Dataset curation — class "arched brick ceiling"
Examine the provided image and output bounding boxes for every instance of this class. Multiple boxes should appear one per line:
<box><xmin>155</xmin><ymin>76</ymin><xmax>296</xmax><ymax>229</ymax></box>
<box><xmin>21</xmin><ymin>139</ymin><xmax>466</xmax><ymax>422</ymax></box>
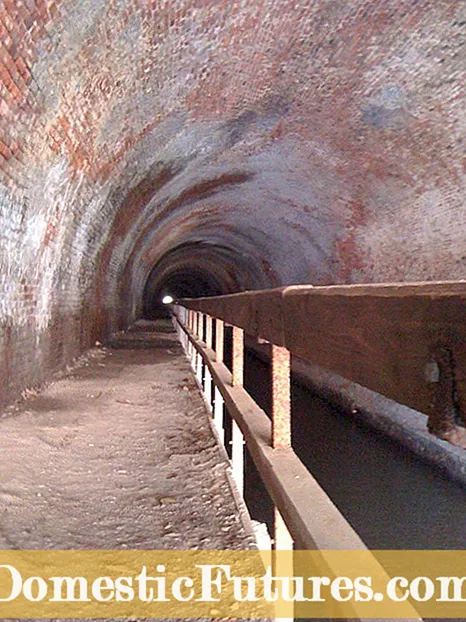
<box><xmin>0</xmin><ymin>0</ymin><xmax>464</xmax><ymax>404</ymax></box>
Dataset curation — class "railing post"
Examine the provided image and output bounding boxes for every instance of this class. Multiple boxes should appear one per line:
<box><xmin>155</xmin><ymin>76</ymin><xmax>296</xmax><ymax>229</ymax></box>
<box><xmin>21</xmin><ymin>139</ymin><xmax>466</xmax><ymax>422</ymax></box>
<box><xmin>274</xmin><ymin>506</ymin><xmax>294</xmax><ymax>550</ymax></box>
<box><xmin>191</xmin><ymin>312</ymin><xmax>197</xmax><ymax>368</ymax></box>
<box><xmin>215</xmin><ymin>318</ymin><xmax>224</xmax><ymax>363</ymax></box>
<box><xmin>231</xmin><ymin>326</ymin><xmax>244</xmax><ymax>387</ymax></box>
<box><xmin>204</xmin><ymin>366</ymin><xmax>213</xmax><ymax>412</ymax></box>
<box><xmin>204</xmin><ymin>315</ymin><xmax>213</xmax><ymax>410</ymax></box>
<box><xmin>199</xmin><ymin>312</ymin><xmax>204</xmax><ymax>341</ymax></box>
<box><xmin>271</xmin><ymin>343</ymin><xmax>294</xmax><ymax>577</ymax></box>
<box><xmin>232</xmin><ymin>419</ymin><xmax>244</xmax><ymax>495</ymax></box>
<box><xmin>213</xmin><ymin>318</ymin><xmax>225</xmax><ymax>442</ymax></box>
<box><xmin>187</xmin><ymin>310</ymin><xmax>193</xmax><ymax>360</ymax></box>
<box><xmin>206</xmin><ymin>315</ymin><xmax>213</xmax><ymax>350</ymax></box>
<box><xmin>271</xmin><ymin>344</ymin><xmax>291</xmax><ymax>449</ymax></box>
<box><xmin>183</xmin><ymin>308</ymin><xmax>188</xmax><ymax>350</ymax></box>
<box><xmin>196</xmin><ymin>313</ymin><xmax>203</xmax><ymax>384</ymax></box>
<box><xmin>273</xmin><ymin>507</ymin><xmax>294</xmax><ymax>622</ymax></box>
<box><xmin>214</xmin><ymin>386</ymin><xmax>224</xmax><ymax>444</ymax></box>
<box><xmin>196</xmin><ymin>354</ymin><xmax>203</xmax><ymax>384</ymax></box>
<box><xmin>231</xmin><ymin>326</ymin><xmax>245</xmax><ymax>495</ymax></box>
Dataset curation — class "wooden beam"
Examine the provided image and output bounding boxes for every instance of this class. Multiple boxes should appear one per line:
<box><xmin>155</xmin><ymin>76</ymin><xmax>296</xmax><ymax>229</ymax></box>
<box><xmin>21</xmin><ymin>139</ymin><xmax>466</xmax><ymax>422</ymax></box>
<box><xmin>180</xmin><ymin>288</ymin><xmax>287</xmax><ymax>346</ymax></box>
<box><xmin>282</xmin><ymin>283</ymin><xmax>466</xmax><ymax>437</ymax></box>
<box><xmin>179</xmin><ymin>281</ymin><xmax>466</xmax><ymax>441</ymax></box>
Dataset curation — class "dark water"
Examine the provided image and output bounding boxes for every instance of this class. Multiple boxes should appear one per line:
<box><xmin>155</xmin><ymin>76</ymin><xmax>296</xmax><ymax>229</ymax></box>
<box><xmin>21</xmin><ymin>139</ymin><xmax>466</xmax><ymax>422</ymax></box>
<box><xmin>242</xmin><ymin>350</ymin><xmax>466</xmax><ymax>551</ymax></box>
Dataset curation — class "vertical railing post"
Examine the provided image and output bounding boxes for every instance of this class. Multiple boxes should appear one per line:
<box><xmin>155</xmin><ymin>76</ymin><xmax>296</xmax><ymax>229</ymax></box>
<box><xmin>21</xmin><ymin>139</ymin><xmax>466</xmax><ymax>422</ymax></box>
<box><xmin>187</xmin><ymin>310</ymin><xmax>193</xmax><ymax>360</ymax></box>
<box><xmin>271</xmin><ymin>344</ymin><xmax>291</xmax><ymax>449</ymax></box>
<box><xmin>231</xmin><ymin>326</ymin><xmax>244</xmax><ymax>387</ymax></box>
<box><xmin>232</xmin><ymin>419</ymin><xmax>244</xmax><ymax>495</ymax></box>
<box><xmin>204</xmin><ymin>367</ymin><xmax>213</xmax><ymax>412</ymax></box>
<box><xmin>271</xmin><ymin>342</ymin><xmax>294</xmax><ymax>573</ymax></box>
<box><xmin>273</xmin><ymin>507</ymin><xmax>294</xmax><ymax>622</ymax></box>
<box><xmin>213</xmin><ymin>318</ymin><xmax>225</xmax><ymax>442</ymax></box>
<box><xmin>183</xmin><ymin>308</ymin><xmax>188</xmax><ymax>350</ymax></box>
<box><xmin>196</xmin><ymin>313</ymin><xmax>203</xmax><ymax>385</ymax></box>
<box><xmin>204</xmin><ymin>316</ymin><xmax>213</xmax><ymax>410</ymax></box>
<box><xmin>231</xmin><ymin>326</ymin><xmax>245</xmax><ymax>494</ymax></box>
<box><xmin>274</xmin><ymin>507</ymin><xmax>294</xmax><ymax>550</ymax></box>
<box><xmin>191</xmin><ymin>311</ymin><xmax>197</xmax><ymax>368</ymax></box>
<box><xmin>214</xmin><ymin>386</ymin><xmax>224</xmax><ymax>443</ymax></box>
<box><xmin>215</xmin><ymin>318</ymin><xmax>224</xmax><ymax>362</ymax></box>
<box><xmin>206</xmin><ymin>315</ymin><xmax>213</xmax><ymax>350</ymax></box>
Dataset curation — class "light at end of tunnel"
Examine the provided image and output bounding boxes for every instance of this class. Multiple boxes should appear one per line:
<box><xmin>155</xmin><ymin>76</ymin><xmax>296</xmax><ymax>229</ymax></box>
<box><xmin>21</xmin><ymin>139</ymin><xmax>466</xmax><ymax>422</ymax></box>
<box><xmin>162</xmin><ymin>295</ymin><xmax>174</xmax><ymax>305</ymax></box>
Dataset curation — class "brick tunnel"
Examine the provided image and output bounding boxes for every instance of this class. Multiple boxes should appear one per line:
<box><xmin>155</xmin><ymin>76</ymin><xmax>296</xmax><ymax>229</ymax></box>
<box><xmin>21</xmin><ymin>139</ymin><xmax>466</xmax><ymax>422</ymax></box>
<box><xmin>1</xmin><ymin>0</ymin><xmax>464</xmax><ymax>408</ymax></box>
<box><xmin>0</xmin><ymin>0</ymin><xmax>466</xmax><ymax>609</ymax></box>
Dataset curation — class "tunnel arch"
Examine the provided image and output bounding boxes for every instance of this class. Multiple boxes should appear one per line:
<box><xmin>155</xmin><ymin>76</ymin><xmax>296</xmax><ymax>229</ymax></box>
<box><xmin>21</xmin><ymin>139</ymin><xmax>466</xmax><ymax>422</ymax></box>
<box><xmin>0</xmin><ymin>0</ymin><xmax>464</xmax><ymax>407</ymax></box>
<box><xmin>141</xmin><ymin>240</ymin><xmax>265</xmax><ymax>318</ymax></box>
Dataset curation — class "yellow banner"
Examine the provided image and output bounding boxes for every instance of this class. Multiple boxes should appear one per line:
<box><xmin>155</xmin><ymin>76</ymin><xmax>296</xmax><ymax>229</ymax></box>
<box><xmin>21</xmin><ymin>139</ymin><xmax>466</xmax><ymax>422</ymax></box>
<box><xmin>3</xmin><ymin>550</ymin><xmax>466</xmax><ymax>618</ymax></box>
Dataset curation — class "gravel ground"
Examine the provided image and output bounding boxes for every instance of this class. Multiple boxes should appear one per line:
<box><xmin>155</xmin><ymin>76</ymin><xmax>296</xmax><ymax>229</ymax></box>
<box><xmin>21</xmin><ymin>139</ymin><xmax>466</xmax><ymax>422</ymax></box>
<box><xmin>0</xmin><ymin>319</ymin><xmax>259</xmax><ymax>621</ymax></box>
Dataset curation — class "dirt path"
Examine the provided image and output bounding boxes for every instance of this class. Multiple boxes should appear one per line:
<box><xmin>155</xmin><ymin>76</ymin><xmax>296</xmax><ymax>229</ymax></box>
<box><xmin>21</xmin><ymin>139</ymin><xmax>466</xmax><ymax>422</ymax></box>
<box><xmin>0</xmin><ymin>320</ymin><xmax>254</xmax><ymax>552</ymax></box>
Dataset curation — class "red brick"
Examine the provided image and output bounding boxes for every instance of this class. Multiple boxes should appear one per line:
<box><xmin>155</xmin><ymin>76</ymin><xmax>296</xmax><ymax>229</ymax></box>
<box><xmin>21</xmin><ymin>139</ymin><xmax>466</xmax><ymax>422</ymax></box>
<box><xmin>0</xmin><ymin>0</ymin><xmax>464</xmax><ymax>413</ymax></box>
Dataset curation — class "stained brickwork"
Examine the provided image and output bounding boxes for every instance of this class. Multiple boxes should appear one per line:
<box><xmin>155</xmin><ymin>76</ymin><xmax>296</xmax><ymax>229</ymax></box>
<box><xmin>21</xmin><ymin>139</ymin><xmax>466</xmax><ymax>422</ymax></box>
<box><xmin>0</xmin><ymin>0</ymin><xmax>464</xmax><ymax>406</ymax></box>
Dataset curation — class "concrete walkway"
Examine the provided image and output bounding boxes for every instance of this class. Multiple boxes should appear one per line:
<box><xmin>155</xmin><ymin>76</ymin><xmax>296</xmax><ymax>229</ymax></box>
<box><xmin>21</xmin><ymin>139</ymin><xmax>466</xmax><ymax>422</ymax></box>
<box><xmin>0</xmin><ymin>320</ymin><xmax>254</xmax><ymax>551</ymax></box>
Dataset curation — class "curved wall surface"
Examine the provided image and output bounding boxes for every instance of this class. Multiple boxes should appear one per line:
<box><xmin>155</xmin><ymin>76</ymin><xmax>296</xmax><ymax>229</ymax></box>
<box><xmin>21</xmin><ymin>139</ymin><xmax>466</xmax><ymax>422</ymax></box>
<box><xmin>0</xmin><ymin>0</ymin><xmax>464</xmax><ymax>405</ymax></box>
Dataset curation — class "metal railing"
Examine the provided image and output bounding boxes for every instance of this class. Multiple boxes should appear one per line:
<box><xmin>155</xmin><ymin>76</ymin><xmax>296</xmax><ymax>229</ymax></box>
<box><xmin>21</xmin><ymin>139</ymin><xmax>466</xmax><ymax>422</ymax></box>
<box><xmin>170</xmin><ymin>281</ymin><xmax>466</xmax><ymax>622</ymax></box>
<box><xmin>172</xmin><ymin>302</ymin><xmax>424</xmax><ymax>622</ymax></box>
<box><xmin>173</xmin><ymin>299</ymin><xmax>372</xmax><ymax>555</ymax></box>
<box><xmin>171</xmin><ymin>278</ymin><xmax>466</xmax><ymax>548</ymax></box>
<box><xmin>175</xmin><ymin>281</ymin><xmax>466</xmax><ymax>444</ymax></box>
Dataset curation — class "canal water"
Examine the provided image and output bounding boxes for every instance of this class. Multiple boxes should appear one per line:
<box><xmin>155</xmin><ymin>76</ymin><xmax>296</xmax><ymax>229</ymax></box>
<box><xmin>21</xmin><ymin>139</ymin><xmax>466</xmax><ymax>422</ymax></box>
<box><xmin>242</xmin><ymin>349</ymin><xmax>466</xmax><ymax>550</ymax></box>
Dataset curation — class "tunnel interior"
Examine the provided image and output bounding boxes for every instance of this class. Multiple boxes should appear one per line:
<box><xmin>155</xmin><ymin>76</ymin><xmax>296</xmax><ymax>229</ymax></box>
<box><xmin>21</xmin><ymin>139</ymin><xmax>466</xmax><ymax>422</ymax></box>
<box><xmin>0</xmin><ymin>0</ymin><xmax>464</xmax><ymax>407</ymax></box>
<box><xmin>144</xmin><ymin>267</ymin><xmax>220</xmax><ymax>319</ymax></box>
<box><xmin>141</xmin><ymin>240</ymin><xmax>261</xmax><ymax>318</ymax></box>
<box><xmin>144</xmin><ymin>270</ymin><xmax>219</xmax><ymax>319</ymax></box>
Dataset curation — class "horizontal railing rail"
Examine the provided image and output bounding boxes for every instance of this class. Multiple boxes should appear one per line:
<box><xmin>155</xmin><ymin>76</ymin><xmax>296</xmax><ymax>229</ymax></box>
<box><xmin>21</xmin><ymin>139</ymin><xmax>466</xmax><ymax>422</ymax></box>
<box><xmin>177</xmin><ymin>281</ymin><xmax>466</xmax><ymax>445</ymax></box>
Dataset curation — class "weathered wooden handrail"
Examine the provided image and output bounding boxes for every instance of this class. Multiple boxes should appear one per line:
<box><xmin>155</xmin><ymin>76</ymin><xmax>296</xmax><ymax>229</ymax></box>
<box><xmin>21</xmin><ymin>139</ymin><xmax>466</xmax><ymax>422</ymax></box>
<box><xmin>172</xmin><ymin>304</ymin><xmax>422</xmax><ymax>621</ymax></box>
<box><xmin>173</xmin><ymin>304</ymin><xmax>369</xmax><ymax>552</ymax></box>
<box><xmin>179</xmin><ymin>281</ymin><xmax>466</xmax><ymax>447</ymax></box>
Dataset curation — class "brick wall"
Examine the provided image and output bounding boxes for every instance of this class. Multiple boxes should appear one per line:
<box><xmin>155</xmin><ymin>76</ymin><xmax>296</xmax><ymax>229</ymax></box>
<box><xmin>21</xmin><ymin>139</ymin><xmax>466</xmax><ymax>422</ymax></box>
<box><xmin>0</xmin><ymin>0</ymin><xmax>464</xmax><ymax>407</ymax></box>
